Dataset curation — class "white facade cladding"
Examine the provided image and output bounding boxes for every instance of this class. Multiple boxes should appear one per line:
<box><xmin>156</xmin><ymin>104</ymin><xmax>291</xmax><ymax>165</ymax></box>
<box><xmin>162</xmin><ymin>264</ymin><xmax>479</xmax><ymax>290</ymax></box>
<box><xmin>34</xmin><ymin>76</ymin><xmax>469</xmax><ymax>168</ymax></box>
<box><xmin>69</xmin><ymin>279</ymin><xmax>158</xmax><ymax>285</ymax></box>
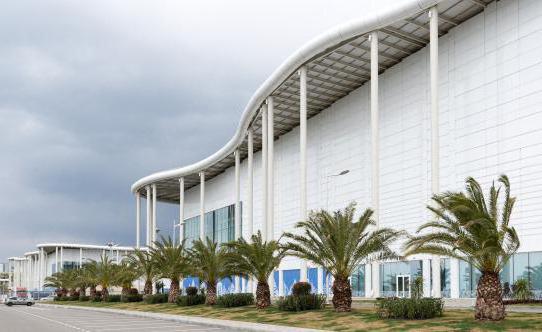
<box><xmin>8</xmin><ymin>244</ymin><xmax>137</xmax><ymax>295</ymax></box>
<box><xmin>132</xmin><ymin>0</ymin><xmax>542</xmax><ymax>298</ymax></box>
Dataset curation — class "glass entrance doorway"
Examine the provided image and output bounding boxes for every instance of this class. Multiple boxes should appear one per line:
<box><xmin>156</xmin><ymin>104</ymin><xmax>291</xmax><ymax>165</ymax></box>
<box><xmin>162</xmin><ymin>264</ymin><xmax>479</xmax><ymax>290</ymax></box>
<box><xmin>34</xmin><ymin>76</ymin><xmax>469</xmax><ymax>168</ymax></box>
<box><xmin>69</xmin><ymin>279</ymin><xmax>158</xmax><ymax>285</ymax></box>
<box><xmin>396</xmin><ymin>275</ymin><xmax>410</xmax><ymax>298</ymax></box>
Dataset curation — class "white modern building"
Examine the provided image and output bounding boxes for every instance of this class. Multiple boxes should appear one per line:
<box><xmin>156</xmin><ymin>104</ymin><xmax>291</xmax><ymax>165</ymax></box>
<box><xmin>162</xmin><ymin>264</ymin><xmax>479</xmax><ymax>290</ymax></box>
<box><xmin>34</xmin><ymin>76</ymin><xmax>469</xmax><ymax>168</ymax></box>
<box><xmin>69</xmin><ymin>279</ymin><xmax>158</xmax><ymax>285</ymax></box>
<box><xmin>132</xmin><ymin>0</ymin><xmax>542</xmax><ymax>299</ymax></box>
<box><xmin>9</xmin><ymin>243</ymin><xmax>137</xmax><ymax>295</ymax></box>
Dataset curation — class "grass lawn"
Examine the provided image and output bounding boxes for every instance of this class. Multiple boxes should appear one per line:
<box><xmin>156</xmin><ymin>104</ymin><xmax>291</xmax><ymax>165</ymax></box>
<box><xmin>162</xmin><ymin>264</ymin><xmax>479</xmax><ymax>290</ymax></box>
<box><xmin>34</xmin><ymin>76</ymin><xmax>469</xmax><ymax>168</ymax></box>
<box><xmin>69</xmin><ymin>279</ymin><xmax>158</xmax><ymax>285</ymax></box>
<box><xmin>47</xmin><ymin>301</ymin><xmax>542</xmax><ymax>331</ymax></box>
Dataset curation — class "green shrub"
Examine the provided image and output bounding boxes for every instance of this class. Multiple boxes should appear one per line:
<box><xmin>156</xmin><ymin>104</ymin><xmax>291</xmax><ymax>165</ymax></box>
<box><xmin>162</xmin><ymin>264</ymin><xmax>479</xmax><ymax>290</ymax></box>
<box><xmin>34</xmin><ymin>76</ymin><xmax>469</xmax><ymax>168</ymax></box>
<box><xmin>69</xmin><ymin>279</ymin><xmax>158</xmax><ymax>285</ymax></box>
<box><xmin>185</xmin><ymin>287</ymin><xmax>198</xmax><ymax>296</ymax></box>
<box><xmin>376</xmin><ymin>298</ymin><xmax>444</xmax><ymax>320</ymax></box>
<box><xmin>277</xmin><ymin>294</ymin><xmax>326</xmax><ymax>312</ymax></box>
<box><xmin>78</xmin><ymin>296</ymin><xmax>90</xmax><ymax>301</ymax></box>
<box><xmin>67</xmin><ymin>295</ymin><xmax>79</xmax><ymax>301</ymax></box>
<box><xmin>143</xmin><ymin>293</ymin><xmax>168</xmax><ymax>304</ymax></box>
<box><xmin>105</xmin><ymin>295</ymin><xmax>122</xmax><ymax>302</ymax></box>
<box><xmin>54</xmin><ymin>296</ymin><xmax>70</xmax><ymax>301</ymax></box>
<box><xmin>121</xmin><ymin>294</ymin><xmax>143</xmax><ymax>302</ymax></box>
<box><xmin>176</xmin><ymin>294</ymin><xmax>206</xmax><ymax>306</ymax></box>
<box><xmin>292</xmin><ymin>282</ymin><xmax>312</xmax><ymax>297</ymax></box>
<box><xmin>513</xmin><ymin>278</ymin><xmax>533</xmax><ymax>301</ymax></box>
<box><xmin>216</xmin><ymin>293</ymin><xmax>254</xmax><ymax>308</ymax></box>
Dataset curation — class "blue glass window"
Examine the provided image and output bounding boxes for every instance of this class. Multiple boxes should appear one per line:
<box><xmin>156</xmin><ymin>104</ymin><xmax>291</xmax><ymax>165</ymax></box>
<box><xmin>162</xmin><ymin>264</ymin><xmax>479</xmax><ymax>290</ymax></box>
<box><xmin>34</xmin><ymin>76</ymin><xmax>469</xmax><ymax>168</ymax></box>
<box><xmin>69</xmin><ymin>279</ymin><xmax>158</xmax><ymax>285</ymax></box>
<box><xmin>308</xmin><ymin>268</ymin><xmax>318</xmax><ymax>293</ymax></box>
<box><xmin>351</xmin><ymin>265</ymin><xmax>365</xmax><ymax>297</ymax></box>
<box><xmin>440</xmin><ymin>258</ymin><xmax>450</xmax><ymax>298</ymax></box>
<box><xmin>283</xmin><ymin>269</ymin><xmax>300</xmax><ymax>295</ymax></box>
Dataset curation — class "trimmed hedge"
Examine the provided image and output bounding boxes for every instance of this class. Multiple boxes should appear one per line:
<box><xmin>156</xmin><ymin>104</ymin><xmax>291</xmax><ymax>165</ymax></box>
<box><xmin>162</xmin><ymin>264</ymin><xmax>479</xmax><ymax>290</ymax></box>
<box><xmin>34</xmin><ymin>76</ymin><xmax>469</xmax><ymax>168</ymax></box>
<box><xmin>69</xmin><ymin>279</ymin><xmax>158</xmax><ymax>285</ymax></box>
<box><xmin>79</xmin><ymin>296</ymin><xmax>90</xmax><ymax>301</ymax></box>
<box><xmin>121</xmin><ymin>294</ymin><xmax>143</xmax><ymax>303</ymax></box>
<box><xmin>292</xmin><ymin>282</ymin><xmax>312</xmax><ymax>297</ymax></box>
<box><xmin>277</xmin><ymin>294</ymin><xmax>326</xmax><ymax>312</ymax></box>
<box><xmin>376</xmin><ymin>298</ymin><xmax>444</xmax><ymax>320</ymax></box>
<box><xmin>54</xmin><ymin>296</ymin><xmax>68</xmax><ymax>301</ymax></box>
<box><xmin>176</xmin><ymin>294</ymin><xmax>206</xmax><ymax>306</ymax></box>
<box><xmin>504</xmin><ymin>299</ymin><xmax>542</xmax><ymax>305</ymax></box>
<box><xmin>216</xmin><ymin>293</ymin><xmax>254</xmax><ymax>308</ymax></box>
<box><xmin>143</xmin><ymin>293</ymin><xmax>168</xmax><ymax>304</ymax></box>
<box><xmin>105</xmin><ymin>295</ymin><xmax>122</xmax><ymax>302</ymax></box>
<box><xmin>185</xmin><ymin>287</ymin><xmax>199</xmax><ymax>296</ymax></box>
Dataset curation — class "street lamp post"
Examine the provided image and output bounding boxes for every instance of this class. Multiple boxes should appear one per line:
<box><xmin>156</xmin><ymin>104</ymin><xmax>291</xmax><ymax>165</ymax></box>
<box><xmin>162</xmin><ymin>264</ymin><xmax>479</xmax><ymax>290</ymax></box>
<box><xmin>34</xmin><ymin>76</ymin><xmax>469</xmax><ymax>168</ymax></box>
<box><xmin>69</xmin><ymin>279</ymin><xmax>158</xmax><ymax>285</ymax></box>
<box><xmin>325</xmin><ymin>170</ymin><xmax>350</xmax><ymax>209</ymax></box>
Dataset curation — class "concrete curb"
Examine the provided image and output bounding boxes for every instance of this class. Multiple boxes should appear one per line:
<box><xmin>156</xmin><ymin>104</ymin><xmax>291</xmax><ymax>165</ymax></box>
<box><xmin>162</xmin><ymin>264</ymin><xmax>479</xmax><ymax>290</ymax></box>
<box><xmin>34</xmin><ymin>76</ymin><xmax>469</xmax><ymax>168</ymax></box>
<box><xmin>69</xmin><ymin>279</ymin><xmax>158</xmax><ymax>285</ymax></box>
<box><xmin>38</xmin><ymin>303</ymin><xmax>325</xmax><ymax>332</ymax></box>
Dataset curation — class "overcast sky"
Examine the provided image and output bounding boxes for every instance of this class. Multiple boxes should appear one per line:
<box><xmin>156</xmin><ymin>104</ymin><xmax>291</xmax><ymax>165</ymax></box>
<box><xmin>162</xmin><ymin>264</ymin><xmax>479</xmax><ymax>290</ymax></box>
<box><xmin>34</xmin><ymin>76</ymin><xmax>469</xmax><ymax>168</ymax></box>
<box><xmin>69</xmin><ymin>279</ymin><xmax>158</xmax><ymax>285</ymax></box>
<box><xmin>0</xmin><ymin>0</ymin><xmax>396</xmax><ymax>259</ymax></box>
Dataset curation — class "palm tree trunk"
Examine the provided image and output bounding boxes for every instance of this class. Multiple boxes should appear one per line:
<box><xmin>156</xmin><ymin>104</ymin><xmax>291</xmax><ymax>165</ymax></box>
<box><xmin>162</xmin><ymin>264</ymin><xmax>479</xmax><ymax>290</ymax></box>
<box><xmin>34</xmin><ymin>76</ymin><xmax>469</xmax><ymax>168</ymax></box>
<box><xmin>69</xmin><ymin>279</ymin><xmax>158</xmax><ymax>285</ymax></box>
<box><xmin>168</xmin><ymin>278</ymin><xmax>180</xmax><ymax>303</ymax></box>
<box><xmin>144</xmin><ymin>280</ymin><xmax>152</xmax><ymax>295</ymax></box>
<box><xmin>206</xmin><ymin>282</ymin><xmax>217</xmax><ymax>305</ymax></box>
<box><xmin>102</xmin><ymin>287</ymin><xmax>109</xmax><ymax>301</ymax></box>
<box><xmin>256</xmin><ymin>281</ymin><xmax>271</xmax><ymax>309</ymax></box>
<box><xmin>332</xmin><ymin>276</ymin><xmax>352</xmax><ymax>312</ymax></box>
<box><xmin>79</xmin><ymin>287</ymin><xmax>86</xmax><ymax>300</ymax></box>
<box><xmin>475</xmin><ymin>272</ymin><xmax>505</xmax><ymax>321</ymax></box>
<box><xmin>89</xmin><ymin>286</ymin><xmax>96</xmax><ymax>300</ymax></box>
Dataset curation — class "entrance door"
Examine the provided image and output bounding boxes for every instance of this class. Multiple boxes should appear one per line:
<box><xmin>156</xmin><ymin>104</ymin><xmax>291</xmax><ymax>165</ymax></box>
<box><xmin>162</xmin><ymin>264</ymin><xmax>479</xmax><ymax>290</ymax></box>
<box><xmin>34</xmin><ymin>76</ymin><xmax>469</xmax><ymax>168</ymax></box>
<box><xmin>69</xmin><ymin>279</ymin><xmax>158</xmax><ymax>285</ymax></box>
<box><xmin>396</xmin><ymin>275</ymin><xmax>410</xmax><ymax>298</ymax></box>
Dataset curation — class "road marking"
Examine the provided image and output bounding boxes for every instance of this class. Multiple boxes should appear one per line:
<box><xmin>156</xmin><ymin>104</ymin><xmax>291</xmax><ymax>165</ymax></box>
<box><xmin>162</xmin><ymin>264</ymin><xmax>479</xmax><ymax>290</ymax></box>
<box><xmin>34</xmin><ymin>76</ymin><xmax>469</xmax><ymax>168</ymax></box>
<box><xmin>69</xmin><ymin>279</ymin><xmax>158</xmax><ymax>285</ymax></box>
<box><xmin>10</xmin><ymin>307</ymin><xmax>90</xmax><ymax>331</ymax></box>
<box><xmin>95</xmin><ymin>325</ymin><xmax>210</xmax><ymax>331</ymax></box>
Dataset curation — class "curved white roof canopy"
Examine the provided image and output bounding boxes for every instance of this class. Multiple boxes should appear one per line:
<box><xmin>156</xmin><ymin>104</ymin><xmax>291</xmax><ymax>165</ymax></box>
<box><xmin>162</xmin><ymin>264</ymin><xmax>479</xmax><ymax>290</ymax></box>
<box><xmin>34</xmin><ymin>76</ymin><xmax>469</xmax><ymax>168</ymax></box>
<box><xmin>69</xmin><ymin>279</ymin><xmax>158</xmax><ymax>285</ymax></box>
<box><xmin>36</xmin><ymin>243</ymin><xmax>136</xmax><ymax>254</ymax></box>
<box><xmin>132</xmin><ymin>0</ymin><xmax>491</xmax><ymax>202</ymax></box>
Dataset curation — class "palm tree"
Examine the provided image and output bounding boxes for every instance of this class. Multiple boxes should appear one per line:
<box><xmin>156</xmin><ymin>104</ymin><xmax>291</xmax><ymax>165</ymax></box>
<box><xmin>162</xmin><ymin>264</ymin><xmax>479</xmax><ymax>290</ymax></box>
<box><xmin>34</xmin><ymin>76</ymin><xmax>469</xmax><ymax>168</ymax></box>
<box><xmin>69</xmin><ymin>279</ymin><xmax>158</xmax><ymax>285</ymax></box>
<box><xmin>74</xmin><ymin>264</ymin><xmax>97</xmax><ymax>299</ymax></box>
<box><xmin>283</xmin><ymin>204</ymin><xmax>402</xmax><ymax>312</ymax></box>
<box><xmin>223</xmin><ymin>231</ymin><xmax>285</xmax><ymax>309</ymax></box>
<box><xmin>404</xmin><ymin>175</ymin><xmax>519</xmax><ymax>321</ymax></box>
<box><xmin>89</xmin><ymin>254</ymin><xmax>118</xmax><ymax>301</ymax></box>
<box><xmin>187</xmin><ymin>237</ymin><xmax>231</xmax><ymax>305</ymax></box>
<box><xmin>44</xmin><ymin>272</ymin><xmax>69</xmax><ymax>297</ymax></box>
<box><xmin>82</xmin><ymin>261</ymin><xmax>100</xmax><ymax>300</ymax></box>
<box><xmin>150</xmin><ymin>236</ymin><xmax>190</xmax><ymax>303</ymax></box>
<box><xmin>114</xmin><ymin>261</ymin><xmax>139</xmax><ymax>296</ymax></box>
<box><xmin>127</xmin><ymin>249</ymin><xmax>155</xmax><ymax>295</ymax></box>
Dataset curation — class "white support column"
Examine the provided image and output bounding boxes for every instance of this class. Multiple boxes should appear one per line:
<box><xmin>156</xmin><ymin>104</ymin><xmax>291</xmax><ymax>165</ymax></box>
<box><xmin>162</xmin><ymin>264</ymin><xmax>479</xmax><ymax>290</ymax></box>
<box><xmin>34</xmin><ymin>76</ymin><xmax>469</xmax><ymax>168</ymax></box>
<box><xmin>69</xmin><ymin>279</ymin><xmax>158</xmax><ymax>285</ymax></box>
<box><xmin>450</xmin><ymin>258</ymin><xmax>460</xmax><ymax>298</ymax></box>
<box><xmin>199</xmin><ymin>171</ymin><xmax>205</xmax><ymax>240</ymax></box>
<box><xmin>79</xmin><ymin>248</ymin><xmax>83</xmax><ymax>267</ymax></box>
<box><xmin>370</xmin><ymin>31</ymin><xmax>380</xmax><ymax>298</ymax></box>
<box><xmin>429</xmin><ymin>6</ymin><xmax>441</xmax><ymax>298</ymax></box>
<box><xmin>365</xmin><ymin>264</ymin><xmax>372</xmax><ymax>297</ymax></box>
<box><xmin>136</xmin><ymin>192</ymin><xmax>141</xmax><ymax>248</ymax></box>
<box><xmin>317</xmin><ymin>267</ymin><xmax>324</xmax><ymax>294</ymax></box>
<box><xmin>39</xmin><ymin>248</ymin><xmax>43</xmax><ymax>290</ymax></box>
<box><xmin>55</xmin><ymin>247</ymin><xmax>58</xmax><ymax>274</ymax></box>
<box><xmin>299</xmin><ymin>66</ymin><xmax>308</xmax><ymax>282</ymax></box>
<box><xmin>146</xmin><ymin>186</ymin><xmax>151</xmax><ymax>247</ymax></box>
<box><xmin>247</xmin><ymin>129</ymin><xmax>254</xmax><ymax>237</ymax></box>
<box><xmin>179</xmin><ymin>177</ymin><xmax>185</xmax><ymax>242</ymax></box>
<box><xmin>261</xmin><ymin>105</ymin><xmax>268</xmax><ymax>240</ymax></box>
<box><xmin>234</xmin><ymin>150</ymin><xmax>241</xmax><ymax>240</ymax></box>
<box><xmin>234</xmin><ymin>149</ymin><xmax>241</xmax><ymax>293</ymax></box>
<box><xmin>152</xmin><ymin>184</ymin><xmax>157</xmax><ymax>245</ymax></box>
<box><xmin>422</xmin><ymin>259</ymin><xmax>432</xmax><ymax>297</ymax></box>
<box><xmin>267</xmin><ymin>97</ymin><xmax>274</xmax><ymax>241</ymax></box>
<box><xmin>60</xmin><ymin>247</ymin><xmax>63</xmax><ymax>272</ymax></box>
<box><xmin>278</xmin><ymin>270</ymin><xmax>284</xmax><ymax>296</ymax></box>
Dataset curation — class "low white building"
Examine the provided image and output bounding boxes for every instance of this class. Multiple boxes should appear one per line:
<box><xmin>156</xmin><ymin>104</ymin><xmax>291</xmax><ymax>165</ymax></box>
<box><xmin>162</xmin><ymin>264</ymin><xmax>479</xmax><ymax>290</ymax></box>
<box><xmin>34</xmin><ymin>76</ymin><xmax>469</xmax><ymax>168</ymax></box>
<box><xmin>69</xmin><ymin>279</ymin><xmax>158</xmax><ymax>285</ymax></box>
<box><xmin>11</xmin><ymin>243</ymin><xmax>137</xmax><ymax>295</ymax></box>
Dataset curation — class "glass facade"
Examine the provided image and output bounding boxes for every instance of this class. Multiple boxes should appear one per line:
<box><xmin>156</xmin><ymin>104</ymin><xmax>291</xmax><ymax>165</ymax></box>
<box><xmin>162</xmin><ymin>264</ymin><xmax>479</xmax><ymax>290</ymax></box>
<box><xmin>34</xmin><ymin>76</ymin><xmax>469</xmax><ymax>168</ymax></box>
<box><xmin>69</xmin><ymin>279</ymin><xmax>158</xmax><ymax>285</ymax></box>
<box><xmin>283</xmin><ymin>269</ymin><xmax>300</xmax><ymax>295</ymax></box>
<box><xmin>183</xmin><ymin>203</ymin><xmax>240</xmax><ymax>248</ymax></box>
<box><xmin>351</xmin><ymin>265</ymin><xmax>365</xmax><ymax>297</ymax></box>
<box><xmin>308</xmin><ymin>268</ymin><xmax>318</xmax><ymax>293</ymax></box>
<box><xmin>458</xmin><ymin>251</ymin><xmax>542</xmax><ymax>298</ymax></box>
<box><xmin>380</xmin><ymin>260</ymin><xmax>423</xmax><ymax>297</ymax></box>
<box><xmin>441</xmin><ymin>258</ymin><xmax>451</xmax><ymax>298</ymax></box>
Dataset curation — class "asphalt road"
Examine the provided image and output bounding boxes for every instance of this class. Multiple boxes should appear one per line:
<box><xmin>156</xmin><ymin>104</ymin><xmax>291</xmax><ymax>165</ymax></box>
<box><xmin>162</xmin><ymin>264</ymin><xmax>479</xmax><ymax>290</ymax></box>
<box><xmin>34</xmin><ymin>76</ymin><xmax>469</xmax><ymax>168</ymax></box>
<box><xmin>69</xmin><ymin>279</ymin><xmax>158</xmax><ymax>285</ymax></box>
<box><xmin>0</xmin><ymin>304</ymin><xmax>232</xmax><ymax>332</ymax></box>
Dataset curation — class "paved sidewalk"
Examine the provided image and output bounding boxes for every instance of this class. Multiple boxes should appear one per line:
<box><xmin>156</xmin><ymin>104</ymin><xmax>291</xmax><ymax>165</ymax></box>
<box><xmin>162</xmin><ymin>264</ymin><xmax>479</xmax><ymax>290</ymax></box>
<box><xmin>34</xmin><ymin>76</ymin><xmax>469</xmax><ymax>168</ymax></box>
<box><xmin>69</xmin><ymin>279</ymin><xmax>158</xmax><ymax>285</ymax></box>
<box><xmin>38</xmin><ymin>303</ymin><xmax>324</xmax><ymax>332</ymax></box>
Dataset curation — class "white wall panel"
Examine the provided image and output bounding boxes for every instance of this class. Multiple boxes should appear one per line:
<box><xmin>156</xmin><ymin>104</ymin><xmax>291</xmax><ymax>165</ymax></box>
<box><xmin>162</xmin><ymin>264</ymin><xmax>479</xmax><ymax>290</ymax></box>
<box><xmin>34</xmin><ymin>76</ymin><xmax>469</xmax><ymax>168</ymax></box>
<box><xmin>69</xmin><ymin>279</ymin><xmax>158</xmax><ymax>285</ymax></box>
<box><xmin>182</xmin><ymin>0</ymin><xmax>542</xmax><ymax>256</ymax></box>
